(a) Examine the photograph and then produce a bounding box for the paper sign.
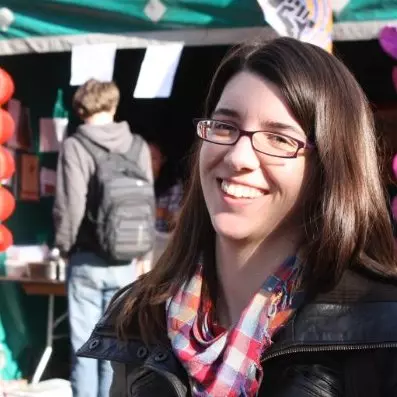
[257,0,333,52]
[40,167,56,197]
[39,118,68,152]
[6,99,21,149]
[19,153,39,201]
[7,99,20,133]
[70,43,117,86]
[6,102,33,151]
[133,43,183,99]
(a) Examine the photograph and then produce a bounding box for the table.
[0,275,67,384]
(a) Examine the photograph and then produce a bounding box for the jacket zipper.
[261,342,397,363]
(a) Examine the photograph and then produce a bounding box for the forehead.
[214,71,304,137]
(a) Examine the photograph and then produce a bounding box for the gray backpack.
[75,134,155,263]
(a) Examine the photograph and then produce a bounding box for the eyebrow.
[262,121,304,137]
[211,108,239,118]
[211,107,304,137]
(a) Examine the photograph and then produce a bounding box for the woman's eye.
[212,122,234,134]
[266,134,297,150]
[273,135,288,143]
[214,122,233,130]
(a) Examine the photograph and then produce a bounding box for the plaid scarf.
[166,256,301,397]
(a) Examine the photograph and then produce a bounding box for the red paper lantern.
[0,68,14,105]
[0,187,15,221]
[0,108,14,144]
[0,69,14,253]
[0,146,15,180]
[0,223,13,251]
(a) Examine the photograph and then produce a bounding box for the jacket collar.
[97,269,397,349]
[266,269,397,357]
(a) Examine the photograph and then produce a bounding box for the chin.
[211,214,252,241]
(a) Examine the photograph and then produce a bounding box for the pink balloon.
[393,66,397,93]
[393,154,397,178]
[379,26,397,60]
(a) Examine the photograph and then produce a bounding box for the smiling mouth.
[218,179,266,199]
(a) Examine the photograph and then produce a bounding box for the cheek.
[266,161,309,200]
[199,143,223,174]
[284,162,313,205]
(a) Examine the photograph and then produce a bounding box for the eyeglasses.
[194,118,314,159]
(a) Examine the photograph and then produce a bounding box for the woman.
[77,37,397,396]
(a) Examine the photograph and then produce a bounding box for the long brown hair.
[117,37,397,343]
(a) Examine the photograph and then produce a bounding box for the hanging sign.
[257,0,333,52]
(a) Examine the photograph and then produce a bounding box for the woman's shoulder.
[277,268,397,350]
[97,280,142,332]
[316,267,397,303]
[76,278,166,358]
[76,281,188,392]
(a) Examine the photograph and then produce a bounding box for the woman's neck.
[215,232,301,328]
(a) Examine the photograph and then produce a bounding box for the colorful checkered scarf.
[166,256,301,397]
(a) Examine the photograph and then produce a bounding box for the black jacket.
[77,269,397,396]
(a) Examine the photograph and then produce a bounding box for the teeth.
[220,180,264,198]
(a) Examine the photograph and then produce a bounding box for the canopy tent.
[0,0,395,54]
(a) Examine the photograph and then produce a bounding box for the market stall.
[0,0,395,388]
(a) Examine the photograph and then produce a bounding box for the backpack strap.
[120,135,149,181]
[124,134,144,162]
[73,133,108,166]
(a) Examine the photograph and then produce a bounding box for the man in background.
[53,79,153,397]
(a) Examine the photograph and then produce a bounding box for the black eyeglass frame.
[193,118,315,159]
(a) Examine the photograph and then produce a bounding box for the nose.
[223,136,260,171]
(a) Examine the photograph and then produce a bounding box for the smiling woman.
[77,37,397,397]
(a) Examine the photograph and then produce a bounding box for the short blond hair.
[72,79,120,120]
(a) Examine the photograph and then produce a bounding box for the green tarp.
[0,0,395,54]
[1,0,264,35]
[341,0,397,21]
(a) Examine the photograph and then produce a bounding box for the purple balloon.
[379,26,397,60]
